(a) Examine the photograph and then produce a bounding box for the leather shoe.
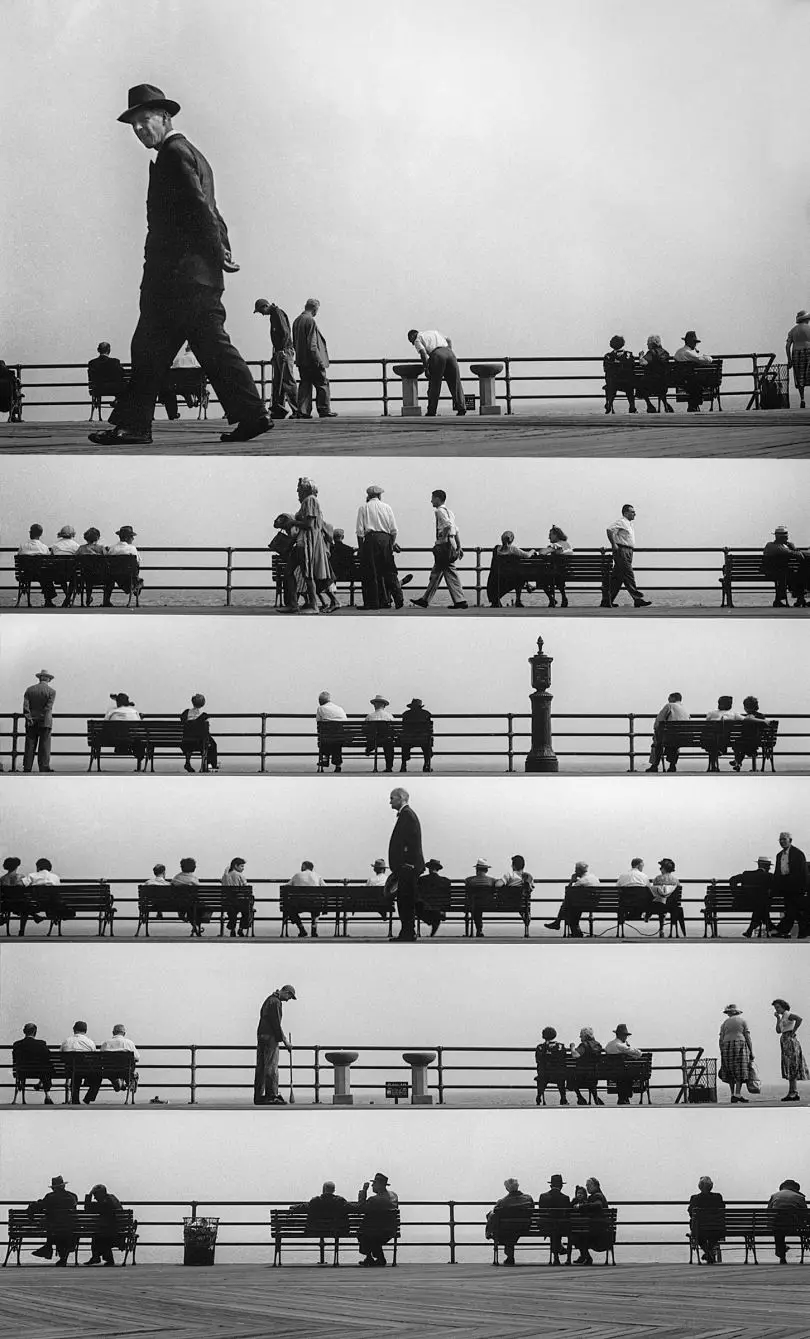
[88,428,153,445]
[220,416,273,442]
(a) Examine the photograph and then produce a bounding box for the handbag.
[746,1061,761,1095]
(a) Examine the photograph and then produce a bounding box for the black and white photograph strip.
[3,2,810,1336]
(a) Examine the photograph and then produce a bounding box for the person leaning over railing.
[180,693,219,772]
[688,1176,725,1264]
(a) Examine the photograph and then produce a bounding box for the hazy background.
[0,1109,805,1262]
[2,0,808,371]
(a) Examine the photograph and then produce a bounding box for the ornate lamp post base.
[525,636,559,773]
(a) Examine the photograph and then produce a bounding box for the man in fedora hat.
[786,310,810,408]
[355,485,404,610]
[761,526,797,608]
[465,859,497,937]
[605,1024,643,1105]
[730,856,775,938]
[674,331,713,412]
[89,85,270,447]
[104,525,142,606]
[357,1173,399,1266]
[365,694,396,772]
[23,670,56,773]
[416,857,450,936]
[29,1175,79,1264]
[388,788,425,940]
[400,697,434,773]
[538,1174,571,1265]
[254,984,296,1105]
[254,299,299,419]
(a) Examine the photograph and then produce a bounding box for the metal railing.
[2,710,808,773]
[2,544,800,608]
[0,1043,704,1106]
[0,1196,785,1263]
[1,352,775,418]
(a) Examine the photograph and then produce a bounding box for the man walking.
[356,486,403,609]
[388,788,425,941]
[292,299,337,418]
[254,984,296,1104]
[23,670,56,773]
[606,504,652,608]
[254,298,298,419]
[407,328,467,416]
[89,84,270,446]
[411,490,468,609]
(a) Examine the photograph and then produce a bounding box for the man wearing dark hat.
[29,1176,79,1265]
[356,486,403,610]
[761,527,797,608]
[674,331,713,412]
[400,697,434,773]
[416,858,450,936]
[365,694,396,772]
[605,1024,643,1105]
[254,984,296,1105]
[104,525,143,605]
[22,670,56,773]
[254,299,298,419]
[465,859,497,937]
[356,1173,399,1266]
[730,856,775,938]
[388,788,425,940]
[89,85,270,446]
[538,1173,571,1265]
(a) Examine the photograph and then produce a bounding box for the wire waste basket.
[183,1215,220,1265]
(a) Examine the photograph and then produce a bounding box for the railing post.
[628,713,636,773]
[190,1200,198,1222]
[259,360,267,406]
[259,714,268,773]
[189,1045,198,1105]
[506,714,514,773]
[448,1200,457,1264]
[314,1046,320,1105]
[381,359,389,417]
[436,1046,444,1105]
[475,547,482,607]
[681,1047,689,1104]
[504,357,512,415]
[751,353,759,410]
[11,712,21,772]
[225,548,233,608]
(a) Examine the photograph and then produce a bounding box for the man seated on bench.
[702,696,742,771]
[100,1024,140,1093]
[103,526,143,606]
[316,690,347,772]
[544,862,600,937]
[221,857,251,936]
[487,1177,534,1266]
[17,523,57,605]
[688,1175,725,1264]
[29,1175,79,1266]
[416,857,450,936]
[2,856,46,932]
[674,330,714,412]
[12,1023,54,1104]
[605,1024,643,1105]
[61,1021,100,1105]
[768,1179,807,1264]
[287,860,326,937]
[104,693,147,770]
[180,693,219,772]
[646,857,680,931]
[171,858,210,936]
[465,858,497,937]
[730,856,775,938]
[329,530,357,583]
[83,1184,124,1266]
[356,1173,398,1267]
[364,694,396,773]
[292,1181,350,1237]
[762,527,797,608]
[538,1174,572,1264]
[647,692,689,773]
[400,697,433,773]
[88,341,126,398]
[731,696,767,772]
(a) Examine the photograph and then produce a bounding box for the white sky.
[1,942,805,1087]
[3,456,810,554]
[2,0,809,366]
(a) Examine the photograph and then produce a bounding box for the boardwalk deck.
[0,1263,807,1338]
[2,413,810,457]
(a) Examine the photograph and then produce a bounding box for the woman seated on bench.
[731,696,766,772]
[104,693,146,770]
[170,857,211,936]
[645,858,682,932]
[571,1178,612,1265]
[1,856,45,932]
[537,525,573,608]
[570,1028,605,1107]
[486,531,532,608]
[180,693,219,772]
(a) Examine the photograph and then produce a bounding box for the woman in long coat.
[772,999,809,1102]
[284,478,335,614]
[572,1178,612,1264]
[718,1003,754,1104]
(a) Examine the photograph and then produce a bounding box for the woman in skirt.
[786,311,810,409]
[772,999,809,1103]
[718,1003,754,1104]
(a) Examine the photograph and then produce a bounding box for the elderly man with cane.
[254,984,296,1105]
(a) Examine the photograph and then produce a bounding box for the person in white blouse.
[50,526,80,556]
[104,693,146,770]
[316,690,347,772]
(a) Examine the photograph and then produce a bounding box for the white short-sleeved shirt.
[316,702,348,721]
[50,538,80,555]
[18,540,50,555]
[414,331,448,358]
[356,500,397,537]
[434,505,457,539]
[609,516,635,548]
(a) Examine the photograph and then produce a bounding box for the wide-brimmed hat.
[406,698,424,709]
[281,984,297,999]
[36,669,54,681]
[723,1004,741,1015]
[370,694,389,707]
[682,331,700,343]
[373,1172,389,1184]
[774,525,789,535]
[757,856,772,866]
[366,484,384,497]
[372,858,387,870]
[614,1023,632,1036]
[475,858,490,870]
[426,858,443,871]
[796,311,810,323]
[50,1175,67,1189]
[118,84,180,123]
[549,1174,566,1186]
[116,525,137,538]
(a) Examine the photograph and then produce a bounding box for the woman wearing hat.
[570,1027,605,1107]
[571,1178,612,1265]
[718,1004,755,1103]
[637,335,674,413]
[772,1000,808,1103]
[103,693,147,771]
[603,335,638,414]
[786,311,810,408]
[283,480,335,614]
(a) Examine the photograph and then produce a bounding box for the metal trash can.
[183,1216,219,1265]
[686,1059,717,1104]
[759,363,789,409]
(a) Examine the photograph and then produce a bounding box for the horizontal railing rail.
[2,710,807,773]
[0,1196,787,1261]
[1,352,774,419]
[0,1042,704,1105]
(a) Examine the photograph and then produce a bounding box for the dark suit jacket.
[773,845,808,898]
[12,1036,53,1075]
[538,1189,571,1208]
[388,805,425,875]
[268,306,294,355]
[32,1188,79,1222]
[292,310,329,369]
[88,355,126,389]
[142,134,229,293]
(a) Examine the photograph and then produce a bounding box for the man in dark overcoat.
[387,788,425,941]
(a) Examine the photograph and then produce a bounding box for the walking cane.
[288,1034,296,1104]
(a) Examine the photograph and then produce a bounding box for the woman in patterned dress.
[284,478,336,614]
[718,1003,755,1104]
[772,999,809,1103]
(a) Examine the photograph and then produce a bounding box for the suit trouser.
[777,894,808,936]
[297,363,332,416]
[426,347,466,415]
[110,287,263,432]
[23,722,51,771]
[90,1232,116,1264]
[359,532,403,609]
[69,1074,102,1104]
[609,547,645,603]
[424,561,465,606]
[254,1037,280,1100]
[615,1078,634,1104]
[649,729,679,769]
[358,1229,392,1261]
[394,864,417,938]
[271,351,298,413]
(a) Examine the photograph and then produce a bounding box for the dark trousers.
[254,1037,280,1101]
[427,347,466,415]
[416,906,442,934]
[401,743,432,771]
[470,908,484,934]
[297,362,332,416]
[158,377,179,418]
[70,1074,102,1105]
[90,1233,116,1264]
[359,532,403,609]
[110,287,263,431]
[271,350,298,414]
[358,1230,392,1262]
[23,722,51,771]
[609,547,645,603]
[184,737,218,769]
[394,865,417,939]
[615,1078,634,1104]
[776,894,808,937]
[225,897,251,935]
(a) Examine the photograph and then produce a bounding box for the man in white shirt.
[316,690,347,772]
[604,1024,643,1105]
[103,525,142,607]
[62,1021,100,1105]
[674,331,713,412]
[365,694,396,772]
[101,1023,140,1095]
[606,504,651,608]
[288,860,327,937]
[544,861,600,936]
[407,328,467,417]
[23,858,60,887]
[617,858,651,890]
[647,691,690,772]
[411,490,468,609]
[18,523,57,605]
[356,486,404,610]
[705,696,741,722]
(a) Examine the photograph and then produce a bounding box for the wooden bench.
[495,551,613,606]
[687,1207,810,1264]
[660,719,778,772]
[87,719,210,771]
[14,554,77,606]
[4,1208,138,1266]
[136,884,255,937]
[1,882,115,937]
[462,882,532,937]
[702,881,785,939]
[316,720,418,772]
[491,1207,618,1264]
[12,1048,136,1104]
[0,368,24,422]
[74,554,142,607]
[559,882,683,938]
[279,879,531,938]
[605,358,723,411]
[720,549,810,608]
[535,1054,653,1105]
[270,1206,401,1266]
[271,554,362,608]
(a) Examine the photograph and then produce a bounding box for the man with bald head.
[300,1181,350,1237]
[388,789,425,941]
[356,486,404,609]
[292,299,337,418]
[772,832,809,939]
